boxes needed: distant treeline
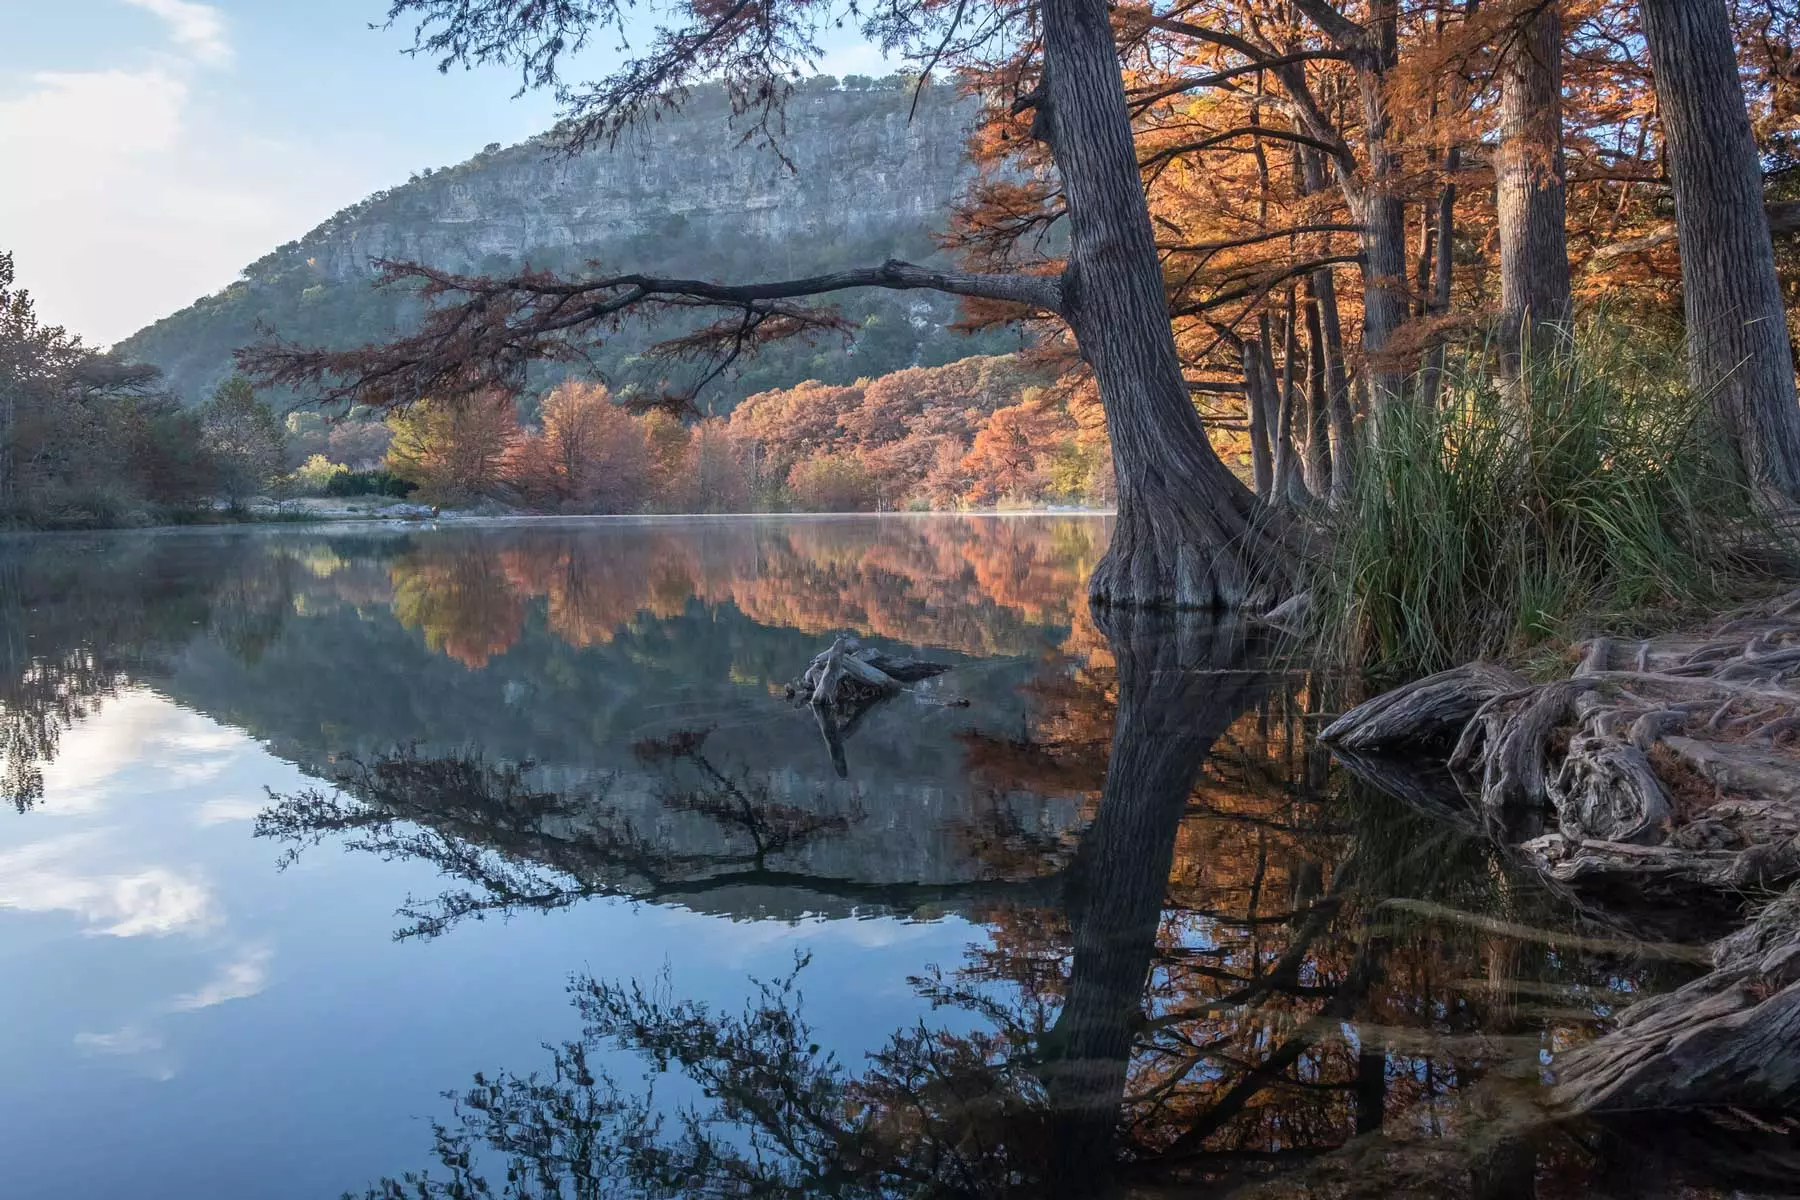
[371,354,1114,513]
[0,249,1110,526]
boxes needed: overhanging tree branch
[240,257,1064,410]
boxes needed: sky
[2,0,891,346]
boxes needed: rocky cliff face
[118,84,1013,408]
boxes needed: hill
[117,79,1023,410]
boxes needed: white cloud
[75,1026,166,1055]
[123,0,231,66]
[173,943,272,1010]
[0,834,218,937]
[0,65,364,345]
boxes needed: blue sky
[3,0,889,345]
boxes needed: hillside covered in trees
[116,79,1026,411]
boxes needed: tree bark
[1300,148,1355,502]
[1354,4,1410,415]
[1244,340,1273,495]
[1495,1,1572,378]
[1041,0,1296,607]
[1420,146,1460,408]
[1641,0,1800,501]
[1304,279,1334,497]
[1272,293,1310,506]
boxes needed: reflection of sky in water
[0,688,983,1199]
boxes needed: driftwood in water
[786,636,952,777]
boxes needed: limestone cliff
[118,82,1018,409]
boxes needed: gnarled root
[1553,884,1800,1113]
[1320,662,1527,752]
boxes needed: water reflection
[0,518,1755,1197]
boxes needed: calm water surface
[0,516,1753,1197]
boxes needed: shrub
[1310,322,1786,678]
[325,469,417,498]
[292,454,349,494]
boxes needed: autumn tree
[787,451,879,511]
[385,391,518,504]
[506,380,652,512]
[246,0,1302,610]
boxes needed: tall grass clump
[1312,322,1787,679]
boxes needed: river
[0,515,1750,1197]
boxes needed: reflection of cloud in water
[173,943,272,1010]
[0,833,217,937]
[193,796,265,826]
[73,1025,179,1081]
[36,689,256,818]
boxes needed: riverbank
[1,501,1120,535]
[1322,587,1800,1117]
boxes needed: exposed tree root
[1321,587,1800,1115]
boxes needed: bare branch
[240,258,1063,411]
[1140,126,1351,170]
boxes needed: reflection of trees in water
[345,617,1701,1198]
[0,540,297,811]
[377,518,1107,668]
[258,730,1068,940]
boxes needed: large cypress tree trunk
[1040,0,1297,608]
[1495,1,1571,376]
[1641,0,1800,500]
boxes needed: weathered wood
[1319,661,1528,751]
[1553,885,1800,1113]
[810,636,852,707]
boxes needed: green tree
[200,376,284,509]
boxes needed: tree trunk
[1041,613,1267,1197]
[1304,280,1333,496]
[1244,340,1273,496]
[1041,0,1295,607]
[1301,149,1355,502]
[1272,297,1303,505]
[1420,146,1460,408]
[1496,1,1572,378]
[1641,0,1800,501]
[1355,8,1410,415]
